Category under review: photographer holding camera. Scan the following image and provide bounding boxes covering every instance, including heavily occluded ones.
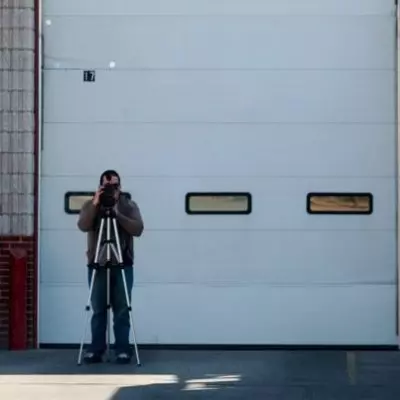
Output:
[77,170,144,364]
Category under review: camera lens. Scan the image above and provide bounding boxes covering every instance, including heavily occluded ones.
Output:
[100,184,116,208]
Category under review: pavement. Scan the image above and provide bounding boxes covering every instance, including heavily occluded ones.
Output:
[1,348,400,399]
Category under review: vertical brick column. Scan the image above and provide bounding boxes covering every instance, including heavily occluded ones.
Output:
[0,1,37,348]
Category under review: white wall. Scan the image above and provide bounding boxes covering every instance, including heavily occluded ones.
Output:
[39,0,398,345]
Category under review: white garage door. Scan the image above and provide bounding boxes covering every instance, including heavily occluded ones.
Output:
[39,0,398,345]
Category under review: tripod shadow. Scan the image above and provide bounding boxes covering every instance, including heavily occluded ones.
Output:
[108,373,247,400]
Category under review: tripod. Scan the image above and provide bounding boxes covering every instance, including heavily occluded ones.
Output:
[77,207,141,366]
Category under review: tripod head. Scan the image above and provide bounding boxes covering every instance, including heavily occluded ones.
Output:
[88,205,121,271]
[99,206,117,219]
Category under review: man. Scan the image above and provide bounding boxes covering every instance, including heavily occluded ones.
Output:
[77,170,144,364]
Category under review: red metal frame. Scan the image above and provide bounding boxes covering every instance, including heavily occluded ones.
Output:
[9,249,28,350]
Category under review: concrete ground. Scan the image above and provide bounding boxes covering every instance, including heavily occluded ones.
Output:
[0,349,400,399]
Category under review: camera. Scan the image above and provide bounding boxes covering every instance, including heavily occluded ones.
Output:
[99,183,119,208]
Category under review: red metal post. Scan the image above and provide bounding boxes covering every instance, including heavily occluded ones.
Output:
[9,248,27,350]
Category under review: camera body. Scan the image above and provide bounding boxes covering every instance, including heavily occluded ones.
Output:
[100,183,119,208]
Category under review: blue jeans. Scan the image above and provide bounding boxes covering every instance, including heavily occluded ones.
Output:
[87,265,134,355]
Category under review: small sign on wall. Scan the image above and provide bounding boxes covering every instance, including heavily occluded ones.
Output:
[83,70,96,82]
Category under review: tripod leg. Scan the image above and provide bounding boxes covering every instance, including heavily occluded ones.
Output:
[111,217,141,366]
[77,268,97,366]
[105,216,112,362]
[106,266,111,362]
[77,217,105,365]
[120,268,141,366]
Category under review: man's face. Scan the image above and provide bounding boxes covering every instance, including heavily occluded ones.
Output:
[101,174,121,200]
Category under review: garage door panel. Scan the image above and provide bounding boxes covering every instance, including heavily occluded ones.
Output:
[39,284,397,345]
[42,123,395,178]
[39,229,395,285]
[40,176,395,231]
[136,230,396,285]
[43,0,394,16]
[39,231,87,284]
[43,16,394,70]
[43,70,394,124]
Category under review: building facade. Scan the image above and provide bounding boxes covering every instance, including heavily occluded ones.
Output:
[1,0,399,348]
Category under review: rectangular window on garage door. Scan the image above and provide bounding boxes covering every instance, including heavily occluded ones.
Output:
[307,193,373,214]
[185,192,252,214]
[64,191,131,214]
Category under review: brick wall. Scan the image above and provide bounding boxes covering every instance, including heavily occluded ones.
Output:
[0,1,37,348]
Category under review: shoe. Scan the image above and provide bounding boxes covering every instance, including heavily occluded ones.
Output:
[83,352,103,364]
[115,352,131,364]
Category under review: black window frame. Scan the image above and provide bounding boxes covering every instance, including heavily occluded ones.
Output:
[185,192,252,215]
[64,191,132,214]
[306,192,373,215]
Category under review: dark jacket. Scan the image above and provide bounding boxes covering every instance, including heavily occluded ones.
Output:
[77,195,144,266]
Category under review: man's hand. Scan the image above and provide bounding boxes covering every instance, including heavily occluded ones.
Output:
[114,199,144,237]
[92,186,104,207]
[113,198,122,216]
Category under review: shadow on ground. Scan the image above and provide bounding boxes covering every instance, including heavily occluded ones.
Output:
[1,349,400,399]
